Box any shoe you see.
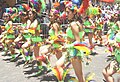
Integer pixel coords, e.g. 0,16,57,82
25,56,31,61
10,54,16,62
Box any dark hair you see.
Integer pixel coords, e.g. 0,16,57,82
66,7,78,22
2,12,12,22
114,14,120,22
20,13,28,23
27,9,37,20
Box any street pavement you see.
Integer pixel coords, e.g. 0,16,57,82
0,39,120,82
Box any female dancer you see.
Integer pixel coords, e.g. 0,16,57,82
94,14,103,45
64,4,85,82
48,8,63,60
14,4,29,46
102,14,120,82
2,12,16,61
102,32,120,82
21,10,33,65
14,11,29,61
34,8,64,75
106,14,120,47
26,9,42,69
83,14,95,51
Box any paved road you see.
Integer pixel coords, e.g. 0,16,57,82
0,42,120,82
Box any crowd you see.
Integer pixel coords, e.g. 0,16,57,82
0,0,120,82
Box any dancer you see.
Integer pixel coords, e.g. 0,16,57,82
94,14,103,45
48,8,63,60
2,12,16,61
14,9,29,61
102,32,120,82
83,13,96,52
64,3,85,82
27,9,43,69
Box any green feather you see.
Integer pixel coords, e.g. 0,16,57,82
39,0,46,11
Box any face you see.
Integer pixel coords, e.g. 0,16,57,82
114,14,118,19
49,12,55,21
20,13,27,21
2,13,10,21
66,8,74,20
28,11,35,20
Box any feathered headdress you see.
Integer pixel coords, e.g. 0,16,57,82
71,0,82,8
78,0,89,14
50,9,60,17
65,1,78,12
30,0,46,14
5,7,13,15
86,7,101,15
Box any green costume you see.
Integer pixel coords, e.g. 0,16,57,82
96,19,102,30
66,22,84,58
114,48,120,63
114,33,120,64
49,28,62,48
109,22,119,34
107,22,119,40
83,20,93,33
66,27,84,40
22,23,31,40
5,23,15,39
30,23,42,43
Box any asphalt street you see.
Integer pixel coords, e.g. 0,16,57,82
0,39,120,82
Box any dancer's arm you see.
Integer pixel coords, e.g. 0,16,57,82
52,23,59,36
7,21,13,33
32,19,38,30
89,18,95,27
70,22,80,42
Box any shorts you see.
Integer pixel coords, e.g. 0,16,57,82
68,48,84,59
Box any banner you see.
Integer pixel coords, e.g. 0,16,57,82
100,0,114,3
